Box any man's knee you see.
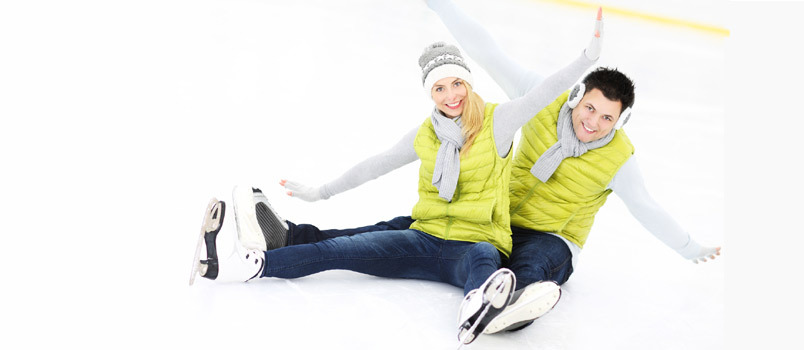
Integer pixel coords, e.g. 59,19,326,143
470,242,502,265
509,258,551,287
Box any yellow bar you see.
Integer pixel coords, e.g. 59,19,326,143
535,0,730,37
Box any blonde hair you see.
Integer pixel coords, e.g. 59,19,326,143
459,81,485,156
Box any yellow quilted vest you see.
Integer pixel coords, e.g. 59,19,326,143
410,103,513,257
509,91,634,248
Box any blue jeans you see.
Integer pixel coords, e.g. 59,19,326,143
263,229,502,295
286,216,417,245
286,216,574,290
508,225,573,289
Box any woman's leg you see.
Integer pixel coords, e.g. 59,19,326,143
286,216,415,245
263,229,449,284
439,241,504,295
262,229,509,296
234,185,415,249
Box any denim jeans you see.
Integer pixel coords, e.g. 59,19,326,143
263,229,502,295
508,225,573,289
286,216,417,246
286,216,574,290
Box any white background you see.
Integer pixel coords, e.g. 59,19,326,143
1,0,799,349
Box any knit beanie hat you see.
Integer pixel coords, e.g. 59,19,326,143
419,42,474,95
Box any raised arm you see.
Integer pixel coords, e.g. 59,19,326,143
281,127,419,202
610,157,722,263
426,0,539,99
491,9,602,157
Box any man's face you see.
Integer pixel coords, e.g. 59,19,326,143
571,88,623,143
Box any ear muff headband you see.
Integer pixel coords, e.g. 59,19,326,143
566,83,585,108
615,107,632,130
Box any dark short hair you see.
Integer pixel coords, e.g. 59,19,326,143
582,67,635,113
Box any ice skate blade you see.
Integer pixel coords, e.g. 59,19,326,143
189,198,223,286
456,269,515,347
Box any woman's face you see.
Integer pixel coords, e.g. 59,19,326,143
431,77,467,118
571,88,623,143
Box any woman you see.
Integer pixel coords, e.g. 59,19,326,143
190,11,603,344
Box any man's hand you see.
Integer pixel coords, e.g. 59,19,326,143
691,246,721,264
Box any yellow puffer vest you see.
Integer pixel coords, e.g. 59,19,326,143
410,103,513,257
509,91,634,248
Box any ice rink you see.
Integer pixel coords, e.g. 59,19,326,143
2,0,800,349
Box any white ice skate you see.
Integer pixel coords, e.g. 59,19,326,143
232,185,288,251
482,280,561,334
456,268,516,347
189,198,265,285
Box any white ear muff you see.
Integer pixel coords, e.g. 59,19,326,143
615,107,632,130
566,83,585,108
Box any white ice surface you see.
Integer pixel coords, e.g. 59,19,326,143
2,0,765,348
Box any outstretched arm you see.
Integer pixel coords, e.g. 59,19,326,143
282,127,419,202
426,0,539,99
491,9,602,157
426,0,603,100
610,157,722,263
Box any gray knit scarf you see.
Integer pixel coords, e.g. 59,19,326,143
530,103,615,182
430,108,464,202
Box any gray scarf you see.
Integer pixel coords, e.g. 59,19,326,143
530,103,615,182
430,108,464,202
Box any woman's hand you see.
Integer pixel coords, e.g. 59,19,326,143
280,179,323,202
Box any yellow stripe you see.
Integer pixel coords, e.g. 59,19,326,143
535,0,730,37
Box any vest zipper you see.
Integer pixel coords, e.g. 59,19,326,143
444,186,457,240
444,217,454,241
510,183,539,216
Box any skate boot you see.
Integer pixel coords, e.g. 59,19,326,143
456,268,515,346
189,198,265,285
233,185,288,251
482,280,561,334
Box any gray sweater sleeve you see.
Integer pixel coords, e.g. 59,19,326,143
492,53,595,157
319,127,419,199
608,157,703,259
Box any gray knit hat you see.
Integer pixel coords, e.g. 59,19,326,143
419,42,474,95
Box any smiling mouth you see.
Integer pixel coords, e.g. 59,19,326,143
582,122,596,133
446,100,462,109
